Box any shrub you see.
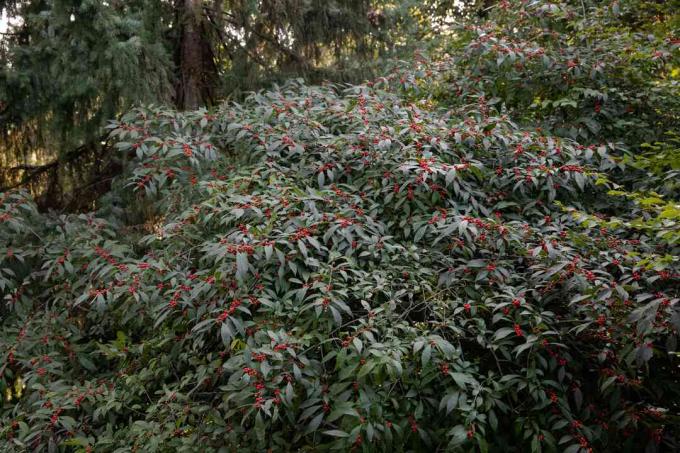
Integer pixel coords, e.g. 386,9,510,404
1,1,678,451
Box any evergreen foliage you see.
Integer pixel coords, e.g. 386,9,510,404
0,0,679,451
0,0,468,208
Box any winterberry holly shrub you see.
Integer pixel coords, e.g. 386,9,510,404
431,0,680,148
1,2,679,452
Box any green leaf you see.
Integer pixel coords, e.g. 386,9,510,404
236,252,249,279
323,430,350,438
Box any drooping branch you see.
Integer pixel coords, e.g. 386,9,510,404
203,6,270,70
0,134,109,192
202,5,309,68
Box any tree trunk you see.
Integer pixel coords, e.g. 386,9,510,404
177,0,217,109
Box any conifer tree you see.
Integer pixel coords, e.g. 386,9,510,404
0,0,174,208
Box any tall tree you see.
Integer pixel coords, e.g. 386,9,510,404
0,0,175,208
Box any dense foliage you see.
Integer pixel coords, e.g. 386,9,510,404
0,0,473,208
1,0,679,451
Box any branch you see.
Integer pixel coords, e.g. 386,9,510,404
202,5,308,65
203,5,268,69
4,161,60,173
249,25,307,65
0,136,109,191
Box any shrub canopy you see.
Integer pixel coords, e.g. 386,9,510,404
1,1,679,452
